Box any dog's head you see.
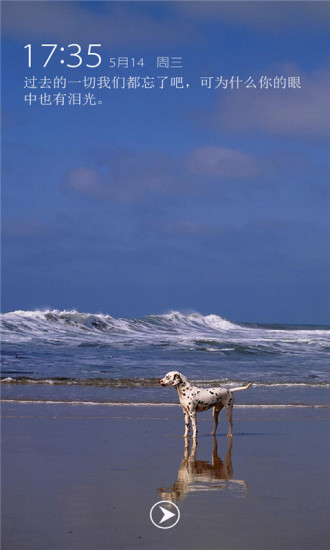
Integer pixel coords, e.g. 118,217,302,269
159,371,184,387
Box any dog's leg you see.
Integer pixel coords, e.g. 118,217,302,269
190,411,198,438
183,408,190,437
211,404,222,435
225,404,233,437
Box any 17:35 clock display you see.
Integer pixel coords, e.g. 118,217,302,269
24,44,144,68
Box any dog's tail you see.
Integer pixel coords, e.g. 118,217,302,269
231,383,252,392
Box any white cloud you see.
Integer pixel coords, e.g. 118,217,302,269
2,217,46,236
186,145,261,177
64,166,105,199
175,1,330,31
63,144,262,203
64,151,177,202
216,66,330,137
2,2,199,46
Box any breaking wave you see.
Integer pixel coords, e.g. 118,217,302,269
1,310,329,395
1,309,329,355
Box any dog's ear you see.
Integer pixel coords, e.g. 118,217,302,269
173,373,182,386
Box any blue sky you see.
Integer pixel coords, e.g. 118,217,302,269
2,1,330,323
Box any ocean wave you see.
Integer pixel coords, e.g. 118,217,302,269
1,309,329,355
1,309,238,335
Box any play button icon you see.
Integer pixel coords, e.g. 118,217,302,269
149,500,180,529
158,506,175,524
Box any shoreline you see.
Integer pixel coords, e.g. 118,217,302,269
2,402,330,550
1,398,329,408
2,383,329,409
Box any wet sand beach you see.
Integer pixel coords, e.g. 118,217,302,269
2,402,330,550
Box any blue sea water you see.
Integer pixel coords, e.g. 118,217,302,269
1,310,329,406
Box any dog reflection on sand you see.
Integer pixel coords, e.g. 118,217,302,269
158,436,247,502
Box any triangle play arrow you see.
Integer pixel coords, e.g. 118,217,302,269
159,506,176,524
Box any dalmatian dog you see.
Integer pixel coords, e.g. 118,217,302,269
159,371,251,438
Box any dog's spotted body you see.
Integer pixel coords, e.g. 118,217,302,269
159,371,251,438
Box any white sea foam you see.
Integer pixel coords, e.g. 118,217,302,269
1,310,329,391
1,309,329,354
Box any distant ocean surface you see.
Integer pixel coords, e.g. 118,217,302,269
1,310,329,407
